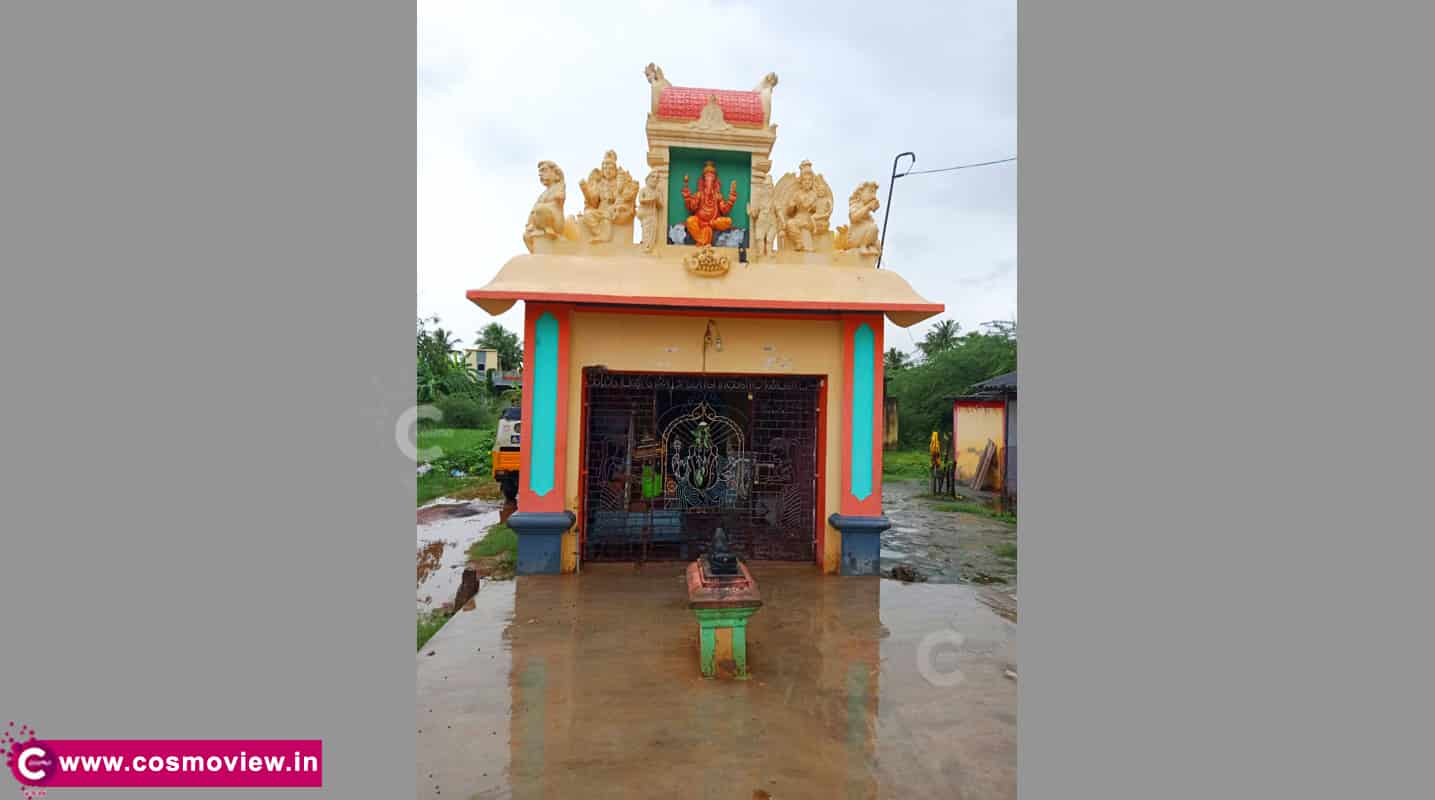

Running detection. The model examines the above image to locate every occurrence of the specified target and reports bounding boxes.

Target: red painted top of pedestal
[686,560,762,609]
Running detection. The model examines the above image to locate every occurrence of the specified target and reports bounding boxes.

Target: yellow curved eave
[466,253,944,327]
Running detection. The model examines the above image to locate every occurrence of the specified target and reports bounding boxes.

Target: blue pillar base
[829,513,891,576]
[508,510,575,575]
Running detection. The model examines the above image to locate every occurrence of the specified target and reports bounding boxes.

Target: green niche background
[667,147,752,245]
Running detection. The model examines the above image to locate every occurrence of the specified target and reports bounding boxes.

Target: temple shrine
[468,64,942,576]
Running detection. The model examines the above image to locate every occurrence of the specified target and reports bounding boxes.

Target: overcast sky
[418,0,1015,355]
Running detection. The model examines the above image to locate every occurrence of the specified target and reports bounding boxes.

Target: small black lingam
[705,526,741,577]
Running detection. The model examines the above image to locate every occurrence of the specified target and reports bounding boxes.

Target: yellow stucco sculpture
[683,244,731,276]
[523,160,566,253]
[774,161,833,252]
[753,72,779,127]
[835,181,882,256]
[637,171,663,253]
[577,150,638,244]
[643,62,670,115]
[747,174,778,261]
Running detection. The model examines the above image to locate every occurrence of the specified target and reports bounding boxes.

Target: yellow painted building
[951,371,1017,494]
[467,65,942,575]
[462,347,501,375]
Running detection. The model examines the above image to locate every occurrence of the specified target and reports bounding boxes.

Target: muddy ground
[417,498,515,612]
[881,479,1018,621]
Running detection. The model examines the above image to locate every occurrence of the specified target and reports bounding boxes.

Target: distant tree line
[885,319,1016,448]
[417,316,522,428]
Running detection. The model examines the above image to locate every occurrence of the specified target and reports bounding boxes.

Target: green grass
[418,471,481,506]
[883,449,933,481]
[418,427,494,455]
[468,521,518,561]
[991,542,1017,560]
[933,500,1018,524]
[417,609,450,651]
[417,427,500,506]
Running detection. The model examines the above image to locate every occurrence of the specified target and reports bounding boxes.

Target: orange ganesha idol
[681,161,739,246]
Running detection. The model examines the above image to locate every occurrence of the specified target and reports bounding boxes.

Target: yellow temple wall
[954,403,1006,490]
[562,310,846,573]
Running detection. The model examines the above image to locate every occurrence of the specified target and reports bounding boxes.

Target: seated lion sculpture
[835,181,881,256]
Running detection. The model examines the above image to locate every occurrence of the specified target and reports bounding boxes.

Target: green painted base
[691,606,761,679]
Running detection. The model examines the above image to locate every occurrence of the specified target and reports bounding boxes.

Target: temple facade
[468,64,942,575]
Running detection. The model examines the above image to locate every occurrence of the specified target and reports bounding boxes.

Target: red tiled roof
[657,86,765,125]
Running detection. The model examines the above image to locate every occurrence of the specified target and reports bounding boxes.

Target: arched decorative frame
[840,315,884,517]
[519,303,571,512]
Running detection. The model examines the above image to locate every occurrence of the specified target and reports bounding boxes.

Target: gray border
[1,3,413,797]
[1022,0,1431,796]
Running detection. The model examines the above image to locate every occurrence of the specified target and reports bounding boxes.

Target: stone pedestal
[829,513,891,576]
[508,511,575,575]
[686,560,762,679]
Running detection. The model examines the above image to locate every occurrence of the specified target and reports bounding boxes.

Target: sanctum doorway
[580,369,822,564]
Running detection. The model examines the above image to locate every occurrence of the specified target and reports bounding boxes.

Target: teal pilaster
[851,323,875,500]
[530,312,558,496]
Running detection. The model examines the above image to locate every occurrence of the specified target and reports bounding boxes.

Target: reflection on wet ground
[417,563,1016,799]
[417,500,502,611]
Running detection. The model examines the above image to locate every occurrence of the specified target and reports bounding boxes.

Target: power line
[877,152,1016,269]
[902,156,1016,176]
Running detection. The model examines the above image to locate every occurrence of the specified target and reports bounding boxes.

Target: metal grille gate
[582,370,820,563]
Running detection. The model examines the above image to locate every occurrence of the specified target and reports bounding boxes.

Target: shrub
[439,370,485,398]
[430,429,495,477]
[434,394,494,429]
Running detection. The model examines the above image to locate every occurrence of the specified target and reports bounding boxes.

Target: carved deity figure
[637,171,663,253]
[578,150,638,244]
[523,160,565,252]
[644,62,670,114]
[682,161,738,247]
[747,174,778,260]
[774,160,833,252]
[753,72,778,126]
[835,180,882,255]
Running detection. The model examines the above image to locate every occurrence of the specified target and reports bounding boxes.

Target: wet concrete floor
[416,563,1016,799]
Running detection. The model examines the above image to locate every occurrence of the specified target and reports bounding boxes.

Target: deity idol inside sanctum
[681,161,739,247]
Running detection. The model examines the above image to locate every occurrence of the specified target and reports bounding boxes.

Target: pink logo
[5,723,321,792]
[4,723,50,798]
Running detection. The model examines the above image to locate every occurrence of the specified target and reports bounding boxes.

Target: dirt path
[882,478,1018,620]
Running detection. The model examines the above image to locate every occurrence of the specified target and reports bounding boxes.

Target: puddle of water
[417,501,501,611]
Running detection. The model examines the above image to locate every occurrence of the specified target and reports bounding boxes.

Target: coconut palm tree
[884,347,912,372]
[917,319,961,360]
